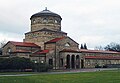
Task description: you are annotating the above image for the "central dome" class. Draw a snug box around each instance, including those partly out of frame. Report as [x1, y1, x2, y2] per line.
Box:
[30, 8, 62, 20]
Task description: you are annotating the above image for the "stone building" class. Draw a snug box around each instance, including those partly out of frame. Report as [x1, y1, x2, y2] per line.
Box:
[24, 8, 67, 50]
[2, 8, 120, 69]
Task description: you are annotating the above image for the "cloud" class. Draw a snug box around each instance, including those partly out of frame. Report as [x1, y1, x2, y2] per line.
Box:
[0, 32, 23, 42]
[0, 0, 120, 49]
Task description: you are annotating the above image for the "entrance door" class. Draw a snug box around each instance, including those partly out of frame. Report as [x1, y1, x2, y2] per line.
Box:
[81, 59, 84, 68]
[66, 55, 70, 69]
[71, 55, 75, 69]
[76, 55, 80, 69]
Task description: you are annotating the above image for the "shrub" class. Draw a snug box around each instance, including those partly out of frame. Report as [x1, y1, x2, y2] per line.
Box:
[35, 63, 52, 72]
[0, 57, 35, 72]
[0, 57, 52, 72]
[95, 64, 102, 68]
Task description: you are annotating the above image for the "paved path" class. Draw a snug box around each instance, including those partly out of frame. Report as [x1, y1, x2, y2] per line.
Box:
[0, 68, 119, 77]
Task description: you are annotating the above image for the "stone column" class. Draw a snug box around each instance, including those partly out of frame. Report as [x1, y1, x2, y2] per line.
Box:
[64, 55, 67, 69]
[70, 55, 72, 69]
[74, 55, 76, 69]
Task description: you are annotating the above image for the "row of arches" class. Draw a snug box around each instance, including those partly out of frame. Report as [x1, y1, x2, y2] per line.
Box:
[66, 55, 81, 69]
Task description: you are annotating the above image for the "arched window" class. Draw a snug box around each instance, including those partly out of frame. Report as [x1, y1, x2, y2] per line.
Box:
[48, 18, 54, 23]
[7, 47, 11, 55]
[32, 19, 36, 24]
[66, 55, 70, 69]
[65, 42, 70, 47]
[43, 18, 47, 23]
[55, 20, 58, 23]
[49, 59, 53, 66]
[76, 55, 80, 68]
[71, 55, 75, 69]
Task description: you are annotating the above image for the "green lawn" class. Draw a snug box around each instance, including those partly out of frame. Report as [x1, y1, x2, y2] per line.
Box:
[0, 70, 120, 83]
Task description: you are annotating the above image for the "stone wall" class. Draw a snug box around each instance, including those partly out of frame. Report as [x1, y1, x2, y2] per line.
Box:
[44, 37, 80, 69]
[83, 52, 120, 68]
[85, 59, 120, 68]
[16, 46, 40, 53]
[24, 30, 67, 50]
[2, 42, 16, 55]
[31, 16, 61, 32]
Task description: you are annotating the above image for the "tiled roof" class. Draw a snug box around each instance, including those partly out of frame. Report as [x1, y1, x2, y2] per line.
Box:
[80, 49, 120, 54]
[45, 37, 64, 44]
[30, 8, 62, 20]
[85, 56, 120, 60]
[60, 49, 79, 53]
[60, 49, 120, 54]
[34, 49, 49, 54]
[10, 41, 40, 47]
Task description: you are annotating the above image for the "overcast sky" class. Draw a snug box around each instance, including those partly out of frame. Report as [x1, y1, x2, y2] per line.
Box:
[0, 0, 120, 49]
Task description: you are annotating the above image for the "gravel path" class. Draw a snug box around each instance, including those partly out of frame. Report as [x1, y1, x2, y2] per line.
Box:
[0, 68, 119, 77]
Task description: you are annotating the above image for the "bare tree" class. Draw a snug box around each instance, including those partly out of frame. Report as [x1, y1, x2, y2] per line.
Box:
[0, 40, 7, 48]
[94, 46, 104, 50]
[0, 40, 7, 55]
[104, 42, 120, 52]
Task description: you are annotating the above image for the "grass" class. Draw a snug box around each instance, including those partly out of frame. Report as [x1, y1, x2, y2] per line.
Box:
[0, 70, 120, 83]
[0, 72, 36, 75]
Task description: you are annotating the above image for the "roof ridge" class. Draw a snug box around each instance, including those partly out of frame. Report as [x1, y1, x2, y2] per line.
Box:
[80, 49, 120, 54]
[9, 41, 40, 47]
[45, 37, 65, 44]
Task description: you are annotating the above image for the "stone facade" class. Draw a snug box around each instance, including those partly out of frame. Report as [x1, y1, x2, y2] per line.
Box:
[44, 37, 79, 69]
[24, 9, 67, 50]
[24, 29, 67, 50]
[1, 8, 120, 69]
[82, 50, 120, 68]
[2, 41, 40, 58]
[31, 16, 61, 32]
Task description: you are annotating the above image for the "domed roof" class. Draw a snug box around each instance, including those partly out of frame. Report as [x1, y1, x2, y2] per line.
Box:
[30, 8, 62, 20]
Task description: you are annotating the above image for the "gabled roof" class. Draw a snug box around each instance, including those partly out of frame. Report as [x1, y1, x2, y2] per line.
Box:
[85, 56, 120, 60]
[80, 49, 120, 54]
[67, 36, 79, 45]
[45, 37, 64, 44]
[45, 36, 79, 45]
[31, 50, 49, 57]
[3, 41, 40, 48]
[35, 49, 49, 54]
[10, 41, 40, 47]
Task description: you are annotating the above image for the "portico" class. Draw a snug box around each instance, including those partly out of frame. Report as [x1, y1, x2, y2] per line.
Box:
[59, 50, 82, 69]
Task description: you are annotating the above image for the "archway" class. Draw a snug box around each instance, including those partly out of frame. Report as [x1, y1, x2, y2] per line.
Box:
[66, 55, 70, 69]
[81, 59, 84, 68]
[71, 55, 75, 69]
[76, 55, 80, 69]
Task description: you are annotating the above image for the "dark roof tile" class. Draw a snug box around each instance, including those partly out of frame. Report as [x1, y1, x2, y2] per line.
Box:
[30, 8, 62, 20]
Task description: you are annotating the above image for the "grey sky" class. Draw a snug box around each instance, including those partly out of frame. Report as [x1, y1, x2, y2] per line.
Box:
[0, 0, 120, 49]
